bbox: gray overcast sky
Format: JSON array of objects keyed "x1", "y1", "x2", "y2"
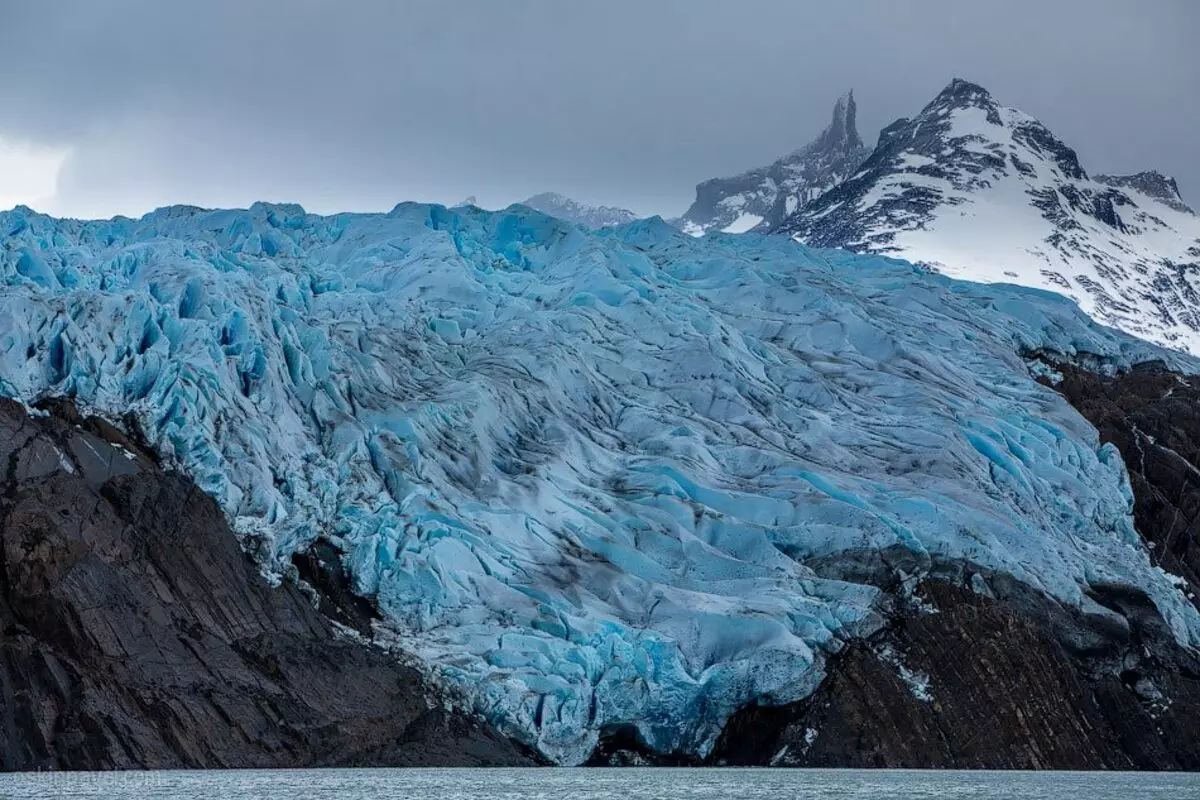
[{"x1": 0, "y1": 0, "x2": 1196, "y2": 219}]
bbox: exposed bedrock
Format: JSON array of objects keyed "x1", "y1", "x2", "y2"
[
  {"x1": 1044, "y1": 359, "x2": 1200, "y2": 602},
  {"x1": 0, "y1": 398, "x2": 537, "y2": 770},
  {"x1": 710, "y1": 575, "x2": 1200, "y2": 770}
]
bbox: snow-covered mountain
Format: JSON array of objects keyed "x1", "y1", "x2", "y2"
[
  {"x1": 520, "y1": 192, "x2": 638, "y2": 228},
  {"x1": 773, "y1": 79, "x2": 1200, "y2": 354},
  {"x1": 2, "y1": 201, "x2": 1197, "y2": 764},
  {"x1": 672, "y1": 92, "x2": 869, "y2": 236}
]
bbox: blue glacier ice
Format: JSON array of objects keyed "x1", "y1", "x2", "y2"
[{"x1": 1, "y1": 201, "x2": 1198, "y2": 763}]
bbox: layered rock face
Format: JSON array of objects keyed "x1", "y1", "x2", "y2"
[{"x1": 0, "y1": 398, "x2": 535, "y2": 770}]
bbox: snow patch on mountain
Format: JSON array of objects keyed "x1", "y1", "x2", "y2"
[
  {"x1": 775, "y1": 79, "x2": 1200, "y2": 354},
  {"x1": 721, "y1": 213, "x2": 764, "y2": 234},
  {"x1": 1, "y1": 202, "x2": 1198, "y2": 764},
  {"x1": 672, "y1": 92, "x2": 869, "y2": 236}
]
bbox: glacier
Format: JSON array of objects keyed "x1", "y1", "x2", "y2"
[{"x1": 1, "y1": 201, "x2": 1198, "y2": 764}]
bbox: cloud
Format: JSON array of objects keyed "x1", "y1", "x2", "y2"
[
  {"x1": 0, "y1": 0, "x2": 1196, "y2": 217},
  {"x1": 0, "y1": 139, "x2": 68, "y2": 211}
]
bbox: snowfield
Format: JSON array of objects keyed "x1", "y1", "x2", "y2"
[{"x1": 1, "y1": 201, "x2": 1197, "y2": 763}]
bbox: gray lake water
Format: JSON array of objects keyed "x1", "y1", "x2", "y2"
[{"x1": 2, "y1": 768, "x2": 1198, "y2": 800}]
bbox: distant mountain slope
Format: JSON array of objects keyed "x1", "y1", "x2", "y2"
[
  {"x1": 520, "y1": 192, "x2": 638, "y2": 228},
  {"x1": 672, "y1": 92, "x2": 869, "y2": 236},
  {"x1": 773, "y1": 79, "x2": 1200, "y2": 354}
]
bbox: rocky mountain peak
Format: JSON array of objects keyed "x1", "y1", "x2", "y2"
[
  {"x1": 938, "y1": 77, "x2": 997, "y2": 107},
  {"x1": 814, "y1": 90, "x2": 864, "y2": 155},
  {"x1": 1096, "y1": 171, "x2": 1192, "y2": 213},
  {"x1": 902, "y1": 77, "x2": 1006, "y2": 132},
  {"x1": 773, "y1": 80, "x2": 1200, "y2": 354}
]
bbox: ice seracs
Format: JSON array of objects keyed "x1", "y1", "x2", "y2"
[
  {"x1": 672, "y1": 91, "x2": 870, "y2": 236},
  {"x1": 772, "y1": 79, "x2": 1200, "y2": 354},
  {"x1": 1, "y1": 201, "x2": 1198, "y2": 764}
]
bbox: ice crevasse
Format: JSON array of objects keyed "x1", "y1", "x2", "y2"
[{"x1": 0, "y1": 201, "x2": 1197, "y2": 764}]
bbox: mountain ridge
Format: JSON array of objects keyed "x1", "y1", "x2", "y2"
[
  {"x1": 672, "y1": 91, "x2": 869, "y2": 235},
  {"x1": 771, "y1": 78, "x2": 1200, "y2": 354}
]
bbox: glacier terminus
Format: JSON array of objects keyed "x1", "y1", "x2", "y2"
[{"x1": 1, "y1": 201, "x2": 1197, "y2": 764}]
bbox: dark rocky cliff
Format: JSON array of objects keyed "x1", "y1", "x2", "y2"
[
  {"x1": 711, "y1": 576, "x2": 1200, "y2": 769},
  {"x1": 1048, "y1": 360, "x2": 1200, "y2": 602},
  {"x1": 0, "y1": 398, "x2": 536, "y2": 770}
]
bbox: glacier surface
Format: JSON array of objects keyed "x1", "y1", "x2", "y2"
[{"x1": 1, "y1": 202, "x2": 1198, "y2": 763}]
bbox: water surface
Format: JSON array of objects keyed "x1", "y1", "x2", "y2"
[{"x1": 3, "y1": 768, "x2": 1198, "y2": 800}]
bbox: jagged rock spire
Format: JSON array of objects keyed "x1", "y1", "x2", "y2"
[
  {"x1": 817, "y1": 90, "x2": 864, "y2": 154},
  {"x1": 671, "y1": 90, "x2": 870, "y2": 235}
]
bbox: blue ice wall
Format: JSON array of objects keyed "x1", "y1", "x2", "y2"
[{"x1": 1, "y1": 201, "x2": 1196, "y2": 763}]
